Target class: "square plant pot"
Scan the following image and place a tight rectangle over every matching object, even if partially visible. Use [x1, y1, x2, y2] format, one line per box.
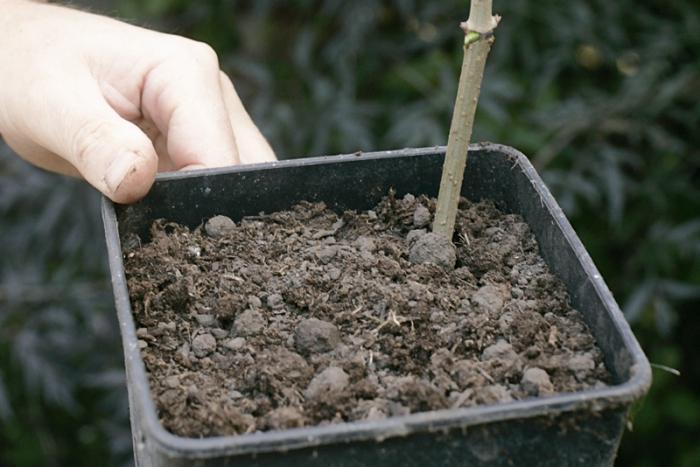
[102, 144, 651, 467]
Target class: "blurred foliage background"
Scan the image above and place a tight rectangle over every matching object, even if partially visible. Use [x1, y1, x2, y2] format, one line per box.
[1, 0, 698, 465]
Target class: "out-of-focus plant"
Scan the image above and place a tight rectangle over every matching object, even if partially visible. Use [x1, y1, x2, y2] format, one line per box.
[0, 147, 132, 466]
[0, 0, 698, 465]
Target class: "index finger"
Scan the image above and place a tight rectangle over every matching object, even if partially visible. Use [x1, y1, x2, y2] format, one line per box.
[140, 42, 240, 170]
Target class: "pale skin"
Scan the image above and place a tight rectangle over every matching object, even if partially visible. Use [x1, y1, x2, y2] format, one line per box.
[0, 0, 277, 203]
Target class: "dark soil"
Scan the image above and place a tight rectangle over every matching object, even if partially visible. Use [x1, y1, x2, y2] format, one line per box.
[124, 192, 611, 437]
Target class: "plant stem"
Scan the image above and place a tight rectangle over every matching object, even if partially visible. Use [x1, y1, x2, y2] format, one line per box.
[432, 0, 499, 239]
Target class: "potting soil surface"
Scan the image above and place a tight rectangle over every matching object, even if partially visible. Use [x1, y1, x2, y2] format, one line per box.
[124, 193, 611, 437]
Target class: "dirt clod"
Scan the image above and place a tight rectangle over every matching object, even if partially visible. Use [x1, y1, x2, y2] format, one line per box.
[413, 205, 431, 228]
[194, 314, 217, 327]
[472, 285, 506, 315]
[305, 366, 350, 399]
[568, 353, 596, 375]
[294, 318, 341, 355]
[406, 229, 426, 245]
[521, 367, 554, 396]
[204, 215, 236, 237]
[266, 293, 284, 309]
[223, 337, 246, 350]
[408, 232, 457, 269]
[234, 309, 266, 337]
[192, 333, 216, 358]
[262, 407, 305, 430]
[482, 340, 517, 361]
[124, 193, 611, 437]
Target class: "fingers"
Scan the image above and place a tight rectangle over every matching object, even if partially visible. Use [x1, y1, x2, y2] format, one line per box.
[219, 71, 277, 164]
[3, 32, 273, 206]
[133, 117, 176, 172]
[19, 77, 158, 203]
[140, 42, 240, 170]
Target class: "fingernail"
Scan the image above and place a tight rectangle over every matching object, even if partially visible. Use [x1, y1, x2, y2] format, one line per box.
[104, 152, 139, 194]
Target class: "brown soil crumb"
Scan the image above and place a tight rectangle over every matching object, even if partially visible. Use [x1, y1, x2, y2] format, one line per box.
[124, 192, 611, 437]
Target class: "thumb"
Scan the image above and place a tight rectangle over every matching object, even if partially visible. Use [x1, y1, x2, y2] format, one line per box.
[24, 78, 158, 203]
[70, 118, 158, 204]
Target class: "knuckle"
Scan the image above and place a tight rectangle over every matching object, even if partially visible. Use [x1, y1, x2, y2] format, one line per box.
[72, 119, 111, 164]
[187, 40, 220, 68]
[219, 70, 235, 88]
[159, 37, 221, 76]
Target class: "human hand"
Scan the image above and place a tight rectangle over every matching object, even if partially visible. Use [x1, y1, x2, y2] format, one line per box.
[0, 0, 276, 203]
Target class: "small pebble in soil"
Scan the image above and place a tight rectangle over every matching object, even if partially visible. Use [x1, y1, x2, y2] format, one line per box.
[204, 215, 236, 238]
[192, 333, 216, 358]
[233, 309, 266, 337]
[521, 367, 554, 396]
[408, 232, 457, 270]
[294, 318, 341, 355]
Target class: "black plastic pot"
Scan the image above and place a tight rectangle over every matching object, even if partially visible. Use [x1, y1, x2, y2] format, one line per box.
[102, 144, 651, 467]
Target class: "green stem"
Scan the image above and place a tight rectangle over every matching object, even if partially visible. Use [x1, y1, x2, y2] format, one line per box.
[432, 3, 498, 240]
